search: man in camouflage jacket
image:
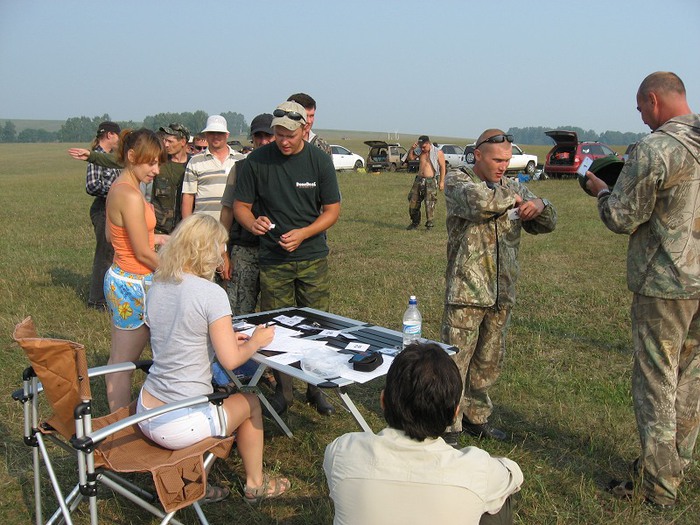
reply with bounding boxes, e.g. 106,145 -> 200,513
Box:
287,92 -> 333,156
586,72 -> 700,508
442,128 -> 556,443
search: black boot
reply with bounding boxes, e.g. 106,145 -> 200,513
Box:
306,385 -> 335,416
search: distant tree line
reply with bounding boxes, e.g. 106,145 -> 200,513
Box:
0,111 -> 248,143
507,126 -> 647,146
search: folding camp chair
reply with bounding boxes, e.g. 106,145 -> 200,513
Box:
12,316 -> 235,525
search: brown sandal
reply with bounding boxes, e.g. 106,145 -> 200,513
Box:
244,473 -> 290,504
201,483 -> 230,505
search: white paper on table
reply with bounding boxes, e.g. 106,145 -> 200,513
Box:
273,314 -> 305,327
318,329 -> 341,338
263,338 -> 332,365
345,342 -> 370,352
241,325 -> 302,340
337,355 -> 394,383
339,332 -> 357,340
297,324 -> 323,332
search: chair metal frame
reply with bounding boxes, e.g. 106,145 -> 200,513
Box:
13,319 -> 234,525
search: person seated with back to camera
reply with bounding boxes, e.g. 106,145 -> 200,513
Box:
323,342 -> 523,525
136,213 -> 290,504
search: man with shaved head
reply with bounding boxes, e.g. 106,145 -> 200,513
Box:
586,72 -> 700,508
442,128 -> 557,445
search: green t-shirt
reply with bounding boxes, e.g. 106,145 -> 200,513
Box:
234,142 -> 340,265
152,159 -> 188,234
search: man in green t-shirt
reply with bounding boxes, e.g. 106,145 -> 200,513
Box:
233,101 -> 341,417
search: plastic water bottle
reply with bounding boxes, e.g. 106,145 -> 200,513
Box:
402,295 -> 422,349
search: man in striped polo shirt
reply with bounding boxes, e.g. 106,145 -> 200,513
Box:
181,115 -> 244,219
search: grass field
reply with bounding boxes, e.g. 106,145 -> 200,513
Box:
0,143 -> 696,524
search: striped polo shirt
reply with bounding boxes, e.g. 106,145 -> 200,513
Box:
182,146 -> 243,219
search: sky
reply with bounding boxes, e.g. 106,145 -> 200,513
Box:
1,0 -> 699,139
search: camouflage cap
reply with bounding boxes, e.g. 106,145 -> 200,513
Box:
159,123 -> 190,142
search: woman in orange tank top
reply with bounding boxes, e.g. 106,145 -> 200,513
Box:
104,129 -> 168,411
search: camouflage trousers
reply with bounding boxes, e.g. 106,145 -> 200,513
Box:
631,294 -> 700,506
442,304 -> 511,432
259,257 -> 330,311
408,176 -> 438,226
260,258 -> 330,402
226,245 -> 260,316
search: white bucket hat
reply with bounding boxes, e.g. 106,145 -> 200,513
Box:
201,115 -> 229,133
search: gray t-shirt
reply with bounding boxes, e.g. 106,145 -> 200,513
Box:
143,273 -> 231,402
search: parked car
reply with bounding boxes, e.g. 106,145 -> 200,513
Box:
463,143 -> 476,165
462,142 -> 538,175
330,145 -> 364,171
544,130 -> 620,179
436,144 -> 467,168
364,141 -> 408,172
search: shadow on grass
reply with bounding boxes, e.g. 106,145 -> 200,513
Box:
512,316 -> 630,354
499,405 -> 631,493
49,267 -> 89,303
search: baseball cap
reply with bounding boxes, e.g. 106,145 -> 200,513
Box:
578,156 -> 624,196
249,113 -> 274,137
201,115 -> 229,134
270,101 -> 307,131
159,123 -> 190,141
97,121 -> 121,136
418,135 -> 430,144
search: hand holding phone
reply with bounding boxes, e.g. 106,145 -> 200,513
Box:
577,156 -> 593,178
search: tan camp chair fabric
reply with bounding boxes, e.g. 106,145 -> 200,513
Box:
13,316 -> 235,515
13,316 -> 91,438
94,404 -> 234,513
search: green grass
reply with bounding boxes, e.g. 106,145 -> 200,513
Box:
0,143 -> 697,524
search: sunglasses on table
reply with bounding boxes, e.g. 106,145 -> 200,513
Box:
273,109 -> 306,122
475,134 -> 514,149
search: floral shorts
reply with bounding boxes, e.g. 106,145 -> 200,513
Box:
104,264 -> 153,330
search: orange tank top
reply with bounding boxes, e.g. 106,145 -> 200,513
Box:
107,182 -> 157,275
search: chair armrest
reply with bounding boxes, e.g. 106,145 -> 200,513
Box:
86,360 -> 153,379
71,391 -> 229,453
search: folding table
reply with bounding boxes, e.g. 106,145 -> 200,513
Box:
223,307 -> 456,437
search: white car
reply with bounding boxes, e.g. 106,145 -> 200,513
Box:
436,144 -> 467,168
330,145 -> 364,171
463,143 -> 538,176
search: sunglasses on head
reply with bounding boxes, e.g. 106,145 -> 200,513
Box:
273,108 -> 305,122
168,123 -> 189,138
475,134 -> 513,149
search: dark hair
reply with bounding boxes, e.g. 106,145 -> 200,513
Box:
287,92 -> 316,110
116,128 -> 167,166
383,343 -> 462,441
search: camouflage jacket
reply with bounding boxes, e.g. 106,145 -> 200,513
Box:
444,167 -> 557,308
598,113 -> 700,299
310,131 -> 332,156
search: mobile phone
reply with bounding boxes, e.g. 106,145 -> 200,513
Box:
348,350 -> 374,363
577,156 -> 593,178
